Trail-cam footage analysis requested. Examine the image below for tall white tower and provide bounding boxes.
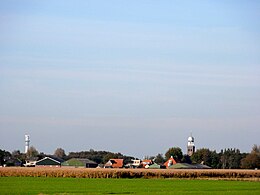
[25,134,30,153]
[187,133,195,156]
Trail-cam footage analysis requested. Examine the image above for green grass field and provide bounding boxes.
[0,177,259,194]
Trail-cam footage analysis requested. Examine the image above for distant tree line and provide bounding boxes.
[145,145,260,169]
[190,148,246,169]
[1,145,259,169]
[65,149,134,164]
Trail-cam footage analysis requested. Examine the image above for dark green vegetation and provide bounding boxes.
[0,177,260,194]
[1,144,260,169]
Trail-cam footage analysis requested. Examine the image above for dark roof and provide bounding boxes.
[36,157,62,166]
[193,164,211,169]
[45,155,64,163]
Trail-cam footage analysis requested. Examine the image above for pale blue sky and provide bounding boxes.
[0,0,259,158]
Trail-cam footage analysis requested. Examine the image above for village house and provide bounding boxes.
[130,159,141,168]
[164,156,177,168]
[104,159,124,168]
[141,159,153,168]
[24,157,39,167]
[3,157,22,167]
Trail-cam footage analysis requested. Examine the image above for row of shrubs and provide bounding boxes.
[0,167,259,180]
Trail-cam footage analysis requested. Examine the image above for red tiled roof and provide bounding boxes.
[142,159,152,164]
[109,159,124,168]
[141,159,153,168]
[164,157,177,168]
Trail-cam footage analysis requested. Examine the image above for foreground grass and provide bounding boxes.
[0,177,260,194]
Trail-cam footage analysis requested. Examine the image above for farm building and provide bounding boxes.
[62,158,98,168]
[147,163,166,169]
[36,156,64,167]
[3,157,22,167]
[141,159,153,168]
[125,159,141,168]
[168,163,194,169]
[168,163,211,169]
[24,157,39,167]
[104,159,124,168]
[164,156,177,168]
[131,159,141,168]
[192,164,211,169]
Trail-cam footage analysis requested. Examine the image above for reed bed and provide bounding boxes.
[0,167,259,181]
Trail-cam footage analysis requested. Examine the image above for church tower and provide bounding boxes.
[187,133,195,156]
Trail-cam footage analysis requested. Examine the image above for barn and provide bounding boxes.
[36,156,64,167]
[147,163,166,169]
[62,158,98,168]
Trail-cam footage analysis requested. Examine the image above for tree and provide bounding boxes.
[154,153,165,164]
[0,149,11,165]
[191,148,220,168]
[192,148,211,165]
[252,144,260,153]
[219,148,242,169]
[241,145,260,169]
[143,155,154,160]
[67,150,134,164]
[210,151,221,169]
[27,146,39,158]
[12,150,26,163]
[103,153,120,163]
[12,150,21,159]
[182,154,192,164]
[54,148,66,159]
[165,147,183,162]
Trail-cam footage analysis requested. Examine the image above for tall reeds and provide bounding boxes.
[0,167,259,181]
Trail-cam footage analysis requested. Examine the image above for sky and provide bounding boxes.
[0,0,260,158]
